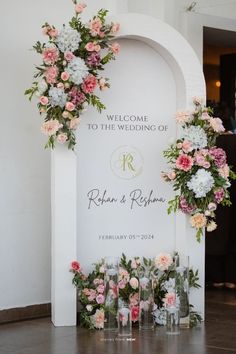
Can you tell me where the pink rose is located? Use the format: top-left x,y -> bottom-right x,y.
110,42 -> 120,54
111,23 -> 120,34
85,42 -> 95,51
75,2 -> 86,13
71,260 -> 81,272
42,46 -> 59,65
182,140 -> 192,153
89,18 -> 102,36
96,294 -> 105,304
167,171 -> 176,180
164,292 -> 176,308
97,284 -> 105,294
41,119 -> 62,136
65,102 -> 75,111
64,51 -> 75,61
155,253 -> 173,271
129,277 -> 139,290
61,72 -> 70,81
82,74 -> 97,94
40,96 -> 48,105
118,280 -> 126,289
176,154 -> 193,172
44,66 -> 58,84
131,306 -> 139,322
69,118 -> 80,130
57,133 -> 67,144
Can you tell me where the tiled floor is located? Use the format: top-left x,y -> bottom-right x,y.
0,289 -> 236,354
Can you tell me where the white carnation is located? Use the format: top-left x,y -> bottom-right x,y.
56,27 -> 81,53
183,126 -> 207,151
49,87 -> 68,108
66,57 -> 88,85
187,169 -> 214,198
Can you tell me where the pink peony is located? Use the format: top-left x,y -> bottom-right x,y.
39,96 -> 48,105
131,306 -> 139,322
41,119 -> 62,136
214,188 -> 225,204
61,72 -> 70,81
64,51 -> 75,62
164,292 -> 176,308
65,102 -> 75,111
92,309 -> 104,329
82,74 -> 97,93
209,117 -> 225,133
111,23 -> 120,34
42,46 -> 59,65
96,294 -> 105,304
75,2 -> 86,13
175,111 -> 191,124
155,253 -> 173,271
110,42 -> 120,54
69,118 -> 80,130
57,133 -> 67,144
89,18 -> 102,36
209,147 -> 227,168
97,284 -> 105,294
129,277 -> 139,290
179,196 -> 195,214
176,154 -> 193,172
71,260 -> 81,272
44,66 -> 58,84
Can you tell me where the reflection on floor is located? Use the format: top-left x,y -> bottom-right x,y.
0,289 -> 236,354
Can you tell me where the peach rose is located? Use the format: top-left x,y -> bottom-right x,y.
190,213 -> 207,229
69,118 -> 80,130
111,23 -> 120,34
41,119 -> 62,136
94,44 -> 101,52
219,164 -> 230,179
129,277 -> 139,290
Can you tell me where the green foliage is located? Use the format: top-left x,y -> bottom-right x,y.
89,95 -> 106,113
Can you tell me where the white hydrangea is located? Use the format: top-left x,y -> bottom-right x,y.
187,169 -> 214,198
37,79 -> 48,95
66,57 -> 88,85
153,307 -> 166,326
182,125 -> 207,151
49,87 -> 68,108
56,27 -> 81,53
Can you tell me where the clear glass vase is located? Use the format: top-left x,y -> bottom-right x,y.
118,300 -> 132,337
139,269 -> 154,330
166,307 -> 180,335
175,253 -> 190,328
104,257 -> 119,332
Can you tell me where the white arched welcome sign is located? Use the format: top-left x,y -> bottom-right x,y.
51,13 -> 205,326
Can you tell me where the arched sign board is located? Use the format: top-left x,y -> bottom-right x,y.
51,14 -> 205,326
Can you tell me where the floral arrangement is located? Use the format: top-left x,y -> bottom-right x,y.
25,1 -> 120,150
70,253 -> 201,329
163,98 -> 236,242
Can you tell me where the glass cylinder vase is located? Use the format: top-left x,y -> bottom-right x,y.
118,300 -> 132,337
104,257 -> 119,332
166,307 -> 180,335
175,253 -> 190,328
139,269 -> 154,330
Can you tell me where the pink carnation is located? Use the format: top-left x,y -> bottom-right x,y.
97,284 -> 105,294
44,66 -> 58,84
64,51 -> 75,62
96,294 -> 105,304
82,74 -> 97,93
42,46 -> 59,65
41,119 -> 62,136
71,260 -> 81,272
176,154 -> 193,172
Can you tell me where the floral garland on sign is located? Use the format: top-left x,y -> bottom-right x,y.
70,253 -> 201,329
25,1 -> 120,150
163,98 -> 236,242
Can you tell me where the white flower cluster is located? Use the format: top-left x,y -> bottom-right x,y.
183,125 -> 207,151
49,87 -> 68,108
56,27 -> 81,53
66,57 -> 88,85
153,307 -> 166,326
37,79 -> 48,95
187,168 -> 214,198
